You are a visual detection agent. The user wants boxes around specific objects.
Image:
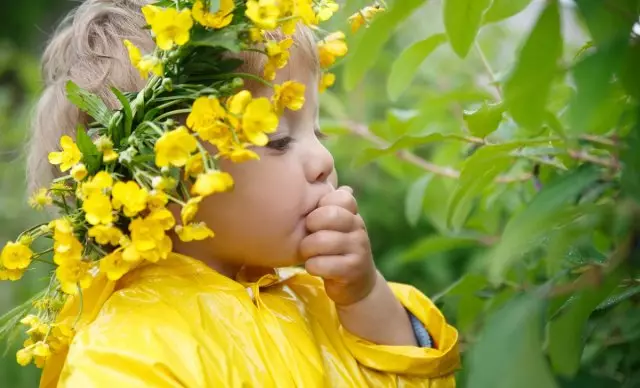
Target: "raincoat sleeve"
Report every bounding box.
[338,282,460,381]
[54,292,212,388]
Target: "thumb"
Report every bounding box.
[338,185,353,195]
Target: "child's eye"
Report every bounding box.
[266,136,293,151]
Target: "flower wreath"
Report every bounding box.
[0,0,385,369]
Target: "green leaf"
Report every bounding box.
[443,0,492,58]
[446,144,519,230]
[463,101,505,137]
[387,34,447,101]
[622,120,640,203]
[439,274,489,332]
[111,87,133,141]
[568,41,626,134]
[545,111,566,139]
[190,26,242,52]
[65,80,113,127]
[401,235,481,262]
[354,133,450,167]
[76,125,101,174]
[503,2,562,131]
[343,0,424,90]
[574,0,638,47]
[405,174,433,227]
[483,0,533,24]
[547,271,620,377]
[468,293,557,388]
[488,166,601,283]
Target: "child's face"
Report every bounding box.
[188,63,337,269]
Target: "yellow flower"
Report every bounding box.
[123,39,163,80]
[241,98,279,146]
[83,193,114,225]
[0,267,25,281]
[129,218,164,252]
[79,171,113,198]
[187,96,228,141]
[100,249,136,281]
[112,181,148,217]
[249,27,265,43]
[48,322,74,353]
[56,260,93,295]
[264,38,293,81]
[246,0,280,30]
[276,0,296,34]
[295,0,317,25]
[1,241,33,270]
[192,171,234,197]
[147,190,169,209]
[71,163,88,182]
[272,81,305,113]
[318,31,348,68]
[141,4,160,24]
[28,188,52,209]
[319,72,335,92]
[151,176,177,191]
[218,143,260,163]
[348,5,385,33]
[143,6,193,50]
[16,347,33,366]
[193,0,234,29]
[176,222,215,242]
[185,154,205,178]
[33,341,51,359]
[124,219,172,263]
[181,196,202,225]
[103,148,119,163]
[88,225,123,246]
[53,233,83,266]
[317,0,339,21]
[146,207,176,230]
[227,90,253,116]
[155,126,198,167]
[48,136,82,172]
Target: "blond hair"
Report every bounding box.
[27,0,319,194]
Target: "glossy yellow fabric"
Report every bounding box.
[41,253,459,387]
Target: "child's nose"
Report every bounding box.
[305,142,335,184]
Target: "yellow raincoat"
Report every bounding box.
[41,253,459,387]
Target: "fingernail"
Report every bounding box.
[339,186,353,194]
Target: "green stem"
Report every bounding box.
[141,121,165,136]
[475,41,502,98]
[32,257,55,266]
[155,108,192,122]
[73,286,83,327]
[212,72,273,88]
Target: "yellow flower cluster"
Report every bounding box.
[16,315,74,367]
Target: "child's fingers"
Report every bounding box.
[306,205,356,233]
[318,188,358,214]
[304,254,362,280]
[300,230,351,259]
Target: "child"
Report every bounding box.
[22,0,459,386]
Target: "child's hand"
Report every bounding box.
[300,186,378,306]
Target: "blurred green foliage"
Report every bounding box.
[1,0,640,387]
